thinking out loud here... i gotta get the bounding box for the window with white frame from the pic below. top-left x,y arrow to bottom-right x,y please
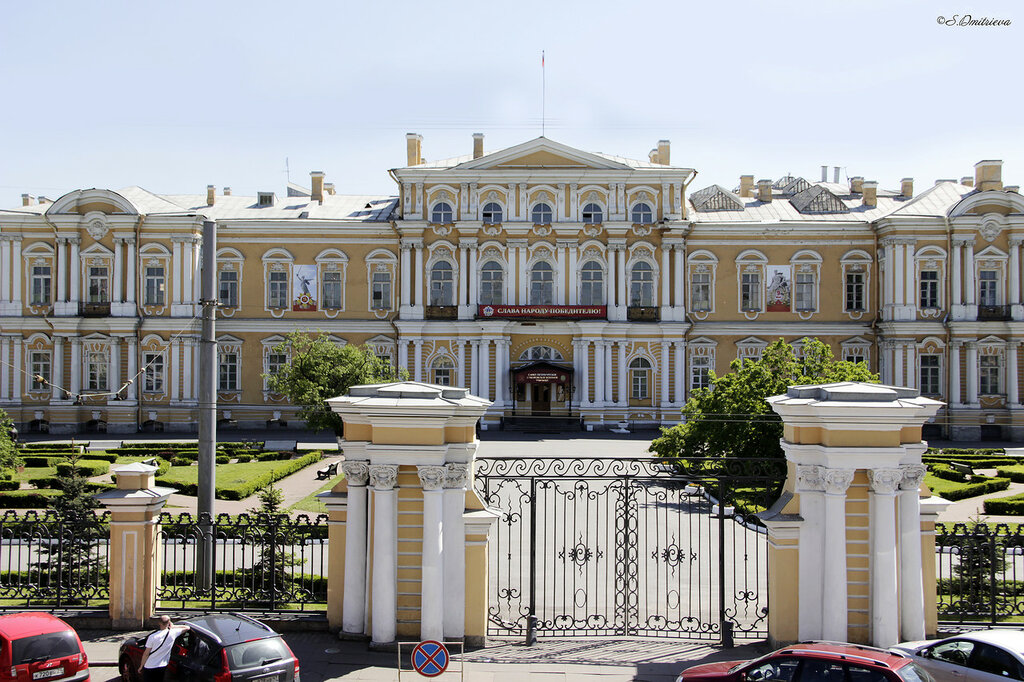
919,355 -> 941,395
218,269 -> 239,308
629,261 -> 655,306
85,349 -> 108,392
690,355 -> 712,391
842,345 -> 868,364
429,261 -> 455,306
737,342 -> 765,366
920,270 -> 940,308
979,270 -> 999,307
267,270 -> 288,308
581,203 -> 603,224
691,270 -> 712,311
530,261 -> 554,305
845,271 -> 865,312
629,357 -> 651,399
87,266 -> 110,303
631,202 -> 653,224
371,270 -> 392,310
219,351 -> 239,391
431,356 -> 454,386
580,261 -> 604,305
322,271 -> 342,309
30,265 -> 51,305
482,202 -> 503,224
266,351 -> 288,380
980,354 -> 1001,395
741,271 -> 761,311
479,261 -> 504,305
795,271 -> 816,311
143,352 -> 164,393
431,202 -> 454,224
521,346 -> 563,361
30,351 -> 50,390
144,266 -> 165,306
532,203 -> 553,225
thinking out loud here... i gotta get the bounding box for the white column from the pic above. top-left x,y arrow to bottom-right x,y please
904,241 -> 915,309
418,466 -> 446,641
617,341 -> 627,405
892,242 -> 905,311
593,341 -> 605,406
580,340 -> 591,407
479,338 -> 490,401
171,239 -> 183,306
125,237 -> 136,307
516,243 -> 528,304
369,464 -> 399,645
126,337 -> 138,401
11,338 -> 20,401
950,342 -> 962,407
341,462 -> 369,635
56,239 -> 68,303
51,337 -> 64,401
1009,342 -> 1021,407
659,341 -> 670,411
673,244 -> 684,310
470,340 -> 480,396
907,343 -> 917,390
964,239 -> 976,309
1012,238 -> 1024,320
952,239 -> 963,308
893,343 -> 904,388
674,340 -> 686,405
867,468 -> 902,648
966,341 -> 979,405
898,465 -> 927,642
604,342 -> 615,404
495,340 -> 508,407
181,338 -> 193,401
0,238 -> 11,301
468,243 -> 478,309
170,338 -> 181,402
69,239 -> 80,304
113,238 -> 124,303
414,242 -> 424,309
413,339 -> 423,382
459,242 -> 469,307
181,240 -> 194,305
457,340 -> 466,390
69,336 -> 82,397
400,242 -> 412,309
822,469 -> 854,642
616,247 -> 626,314
11,238 -> 22,304
191,237 -> 202,306
660,245 -> 671,308
883,241 -> 895,314
567,244 -> 578,306
556,241 -> 567,304
108,338 -> 120,399
443,463 -> 468,638
796,466 -> 825,640
397,340 -> 408,376
0,336 -> 9,400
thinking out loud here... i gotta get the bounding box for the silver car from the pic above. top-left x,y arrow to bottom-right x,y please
892,630 -> 1024,681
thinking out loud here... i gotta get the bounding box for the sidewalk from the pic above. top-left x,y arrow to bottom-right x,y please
79,629 -> 769,681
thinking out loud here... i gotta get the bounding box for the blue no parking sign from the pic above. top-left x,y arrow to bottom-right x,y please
411,640 -> 449,677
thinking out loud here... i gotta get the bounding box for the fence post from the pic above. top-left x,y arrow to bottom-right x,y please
95,462 -> 175,630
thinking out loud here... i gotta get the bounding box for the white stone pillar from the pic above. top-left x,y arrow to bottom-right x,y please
468,242 -> 478,309
556,241 -> 567,304
907,344 -> 917,390
950,342 -> 962,407
181,240 -> 194,306
400,242 -> 412,310
69,238 -> 80,304
170,338 -> 181,402
10,238 -> 22,305
898,465 -> 927,642
617,341 -> 627,405
443,464 -> 468,638
181,338 -> 193,401
479,338 -> 490,401
0,238 -> 11,302
868,468 -> 902,648
418,465 -> 446,641
673,244 -> 684,311
952,239 -> 963,310
10,338 -> 20,400
892,242 -> 905,311
593,341 -> 605,406
397,340 -> 408,376
0,336 -> 9,400
126,337 -> 138,401
883,240 -> 895,314
674,340 -> 686,405
69,336 -> 82,397
125,237 -> 136,307
369,464 -> 399,645
191,237 -> 202,307
1009,342 -> 1021,407
904,241 -> 915,309
580,340 -> 591,407
459,242 -> 469,308
822,468 -> 854,642
108,337 -> 121,400
457,340 -> 466,390
496,339 -> 508,407
604,342 -> 615,404
893,343 -> 904,388
414,242 -> 424,310
341,462 -> 369,635
56,238 -> 68,303
660,244 -> 670,308
616,247 -> 626,316
516,243 -> 528,304
796,465 -> 825,640
964,239 -> 976,312
171,239 -> 183,306
413,339 -> 423,382
660,341 -> 670,410
113,238 -> 124,303
966,341 -> 979,405
470,340 -> 480,396
567,243 -> 578,306
1013,238 -> 1024,320
51,336 -> 64,401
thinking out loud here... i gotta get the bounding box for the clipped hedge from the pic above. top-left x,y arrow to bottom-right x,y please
29,476 -> 59,489
0,470 -> 12,481
0,489 -> 61,508
158,451 -> 322,501
18,443 -> 88,451
83,452 -> 120,463
996,465 -> 1024,483
927,448 -> 1006,456
22,456 -> 54,467
984,493 -> 1024,515
0,480 -> 21,491
923,457 -> 1019,468
928,475 -> 1011,501
930,464 -> 969,483
255,451 -> 293,462
216,455 -> 230,465
54,459 -> 110,477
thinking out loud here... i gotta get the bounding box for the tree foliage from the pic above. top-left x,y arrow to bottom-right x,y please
649,339 -> 878,461
36,448 -> 103,582
264,332 -> 407,435
0,408 -> 22,473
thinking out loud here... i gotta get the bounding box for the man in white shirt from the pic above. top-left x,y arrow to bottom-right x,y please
138,615 -> 189,682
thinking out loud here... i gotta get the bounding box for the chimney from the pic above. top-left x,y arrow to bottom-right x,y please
324,182 -> 335,196
310,171 -> 325,204
850,176 -> 864,194
406,133 -> 423,166
821,165 -> 828,182
757,179 -> 773,203
975,160 -> 1003,191
206,185 -> 215,206
901,178 -> 914,197
223,187 -> 231,196
739,175 -> 754,198
649,149 -> 659,164
961,176 -> 974,187
862,181 -> 878,207
21,193 -> 34,206
472,133 -> 484,159
833,166 -> 840,183
657,140 -> 670,166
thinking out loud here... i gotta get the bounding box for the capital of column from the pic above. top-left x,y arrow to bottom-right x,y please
1010,236 -> 1024,247
445,463 -> 469,489
966,340 -> 978,350
952,235 -> 975,247
417,465 -> 447,491
400,237 -> 423,249
341,461 -> 370,486
507,238 -> 528,249
556,238 -> 577,248
822,468 -> 855,495
795,464 -> 825,492
458,237 -> 478,248
899,465 -> 927,492
867,468 -> 904,495
951,340 -> 964,349
368,464 -> 399,491
67,236 -> 81,246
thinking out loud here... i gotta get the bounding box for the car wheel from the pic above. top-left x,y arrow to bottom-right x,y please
119,657 -> 137,682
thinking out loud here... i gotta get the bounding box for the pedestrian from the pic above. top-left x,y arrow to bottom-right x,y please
138,615 -> 189,682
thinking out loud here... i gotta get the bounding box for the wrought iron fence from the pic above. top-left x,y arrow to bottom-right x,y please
158,512 -> 328,612
0,510 -> 111,610
475,456 -> 783,644
936,522 -> 1024,627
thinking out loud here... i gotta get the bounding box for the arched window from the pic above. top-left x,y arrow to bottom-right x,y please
431,356 -> 455,386
581,203 -> 603,224
482,202 -> 503,224
431,202 -> 454,224
580,261 -> 604,305
629,261 -> 655,306
429,261 -> 454,306
631,202 -> 653,224
629,357 -> 652,399
532,202 -> 553,225
520,346 -> 563,361
530,261 -> 554,304
480,261 -> 504,305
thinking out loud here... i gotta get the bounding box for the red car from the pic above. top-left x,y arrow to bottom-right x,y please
678,641 -> 934,681
0,613 -> 89,682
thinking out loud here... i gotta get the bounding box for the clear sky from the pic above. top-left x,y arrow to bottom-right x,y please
1,0 -> 1021,208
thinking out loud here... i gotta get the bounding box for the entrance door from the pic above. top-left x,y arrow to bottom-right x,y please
531,384 -> 551,415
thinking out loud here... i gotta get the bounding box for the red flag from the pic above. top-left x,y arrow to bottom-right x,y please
542,51 -> 545,67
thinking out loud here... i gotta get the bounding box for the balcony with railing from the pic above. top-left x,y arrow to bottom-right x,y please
80,302 -> 111,317
425,305 -> 458,320
627,306 -> 660,322
978,305 -> 1011,321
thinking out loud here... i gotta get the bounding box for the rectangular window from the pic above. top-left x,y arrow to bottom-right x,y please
218,352 -> 239,391
920,355 -> 941,396
690,356 -> 712,391
691,272 -> 711,311
87,266 -> 110,303
433,367 -> 452,386
219,270 -> 239,308
980,354 -> 1001,395
86,350 -> 108,392
845,271 -> 865,311
480,268 -> 504,305
30,265 -> 51,305
631,370 -> 649,400
30,351 -> 50,390
266,352 -> 288,377
920,270 -> 940,308
741,272 -> 761,311
143,352 -> 164,393
322,271 -> 342,309
795,273 -> 816,311
371,272 -> 391,310
979,270 -> 999,307
268,271 -> 288,308
144,266 -> 165,306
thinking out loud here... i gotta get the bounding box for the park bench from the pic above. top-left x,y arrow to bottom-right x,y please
949,462 -> 974,478
316,461 -> 339,480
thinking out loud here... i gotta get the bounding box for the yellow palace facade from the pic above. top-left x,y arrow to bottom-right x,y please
1,135 -> 1022,440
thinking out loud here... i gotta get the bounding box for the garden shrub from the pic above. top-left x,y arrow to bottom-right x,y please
216,455 -> 230,464
54,459 -> 110,477
928,475 -> 1011,501
22,456 -> 53,467
0,489 -> 61,507
0,480 -> 20,491
930,464 -> 969,483
984,493 -> 1024,514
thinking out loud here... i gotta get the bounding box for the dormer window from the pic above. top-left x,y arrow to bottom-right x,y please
631,202 -> 653,224
431,202 -> 454,224
581,203 -> 603,224
532,203 -> 553,225
482,202 -> 503,224
257,192 -> 274,207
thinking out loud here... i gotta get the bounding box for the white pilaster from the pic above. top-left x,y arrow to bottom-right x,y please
113,238 -> 124,303
795,465 -> 825,640
10,339 -> 20,401
822,468 -> 854,642
69,336 -> 82,398
893,343 -> 904,388
556,240 -> 567,305
413,339 -> 423,382
673,243 -> 684,312
181,338 -> 193,402
868,468 -> 902,648
479,338 -> 490,401
397,340 -> 408,376
966,341 -> 979,405
108,337 -> 121,402
617,341 -> 627,405
400,241 -> 412,314
593,341 -> 605,407
0,336 -> 9,401
51,336 -> 64,402
418,466 -> 446,641
125,237 -> 136,307
892,242 -> 905,315
69,238 -> 80,305
1009,342 -> 1021,408
11,239 -> 20,304
615,247 -> 626,321
495,339 -> 508,407
369,464 -> 399,645
170,338 -> 181,402
516,242 -> 528,305
0,238 -> 11,302
659,341 -> 670,412
126,337 -> 138,402
567,243 -> 578,306
468,242 -> 478,309
898,465 -> 927,642
906,344 -> 917,390
950,342 -> 963,407
964,239 -> 977,319
580,340 -> 591,407
457,340 -> 466,390
904,241 -> 915,308
674,340 -> 686,405
604,342 -> 615,404
1012,237 -> 1024,320
443,464 -> 468,638
414,241 -> 424,315
660,244 -> 670,311
171,239 -> 183,306
56,238 -> 68,303
882,240 -> 895,318
951,238 -> 964,320
459,242 -> 469,316
470,340 -> 480,396
341,462 -> 369,635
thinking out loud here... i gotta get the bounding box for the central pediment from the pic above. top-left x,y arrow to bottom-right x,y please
453,137 -> 633,171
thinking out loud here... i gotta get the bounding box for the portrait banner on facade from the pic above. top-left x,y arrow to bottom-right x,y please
766,265 -> 791,312
293,264 -> 318,311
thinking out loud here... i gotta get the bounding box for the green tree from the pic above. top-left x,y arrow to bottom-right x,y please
650,338 -> 878,462
247,484 -> 301,597
0,408 -> 23,473
264,332 -> 407,435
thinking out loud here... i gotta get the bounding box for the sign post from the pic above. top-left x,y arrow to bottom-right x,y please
398,640 -> 462,679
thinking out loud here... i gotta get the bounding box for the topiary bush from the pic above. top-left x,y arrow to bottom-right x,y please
984,493 -> 1024,515
0,480 -> 21,491
0,489 -> 61,507
216,455 -> 230,464
54,459 -> 110,478
930,464 -> 969,483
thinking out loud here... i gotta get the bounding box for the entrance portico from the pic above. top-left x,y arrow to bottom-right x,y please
511,361 -> 573,416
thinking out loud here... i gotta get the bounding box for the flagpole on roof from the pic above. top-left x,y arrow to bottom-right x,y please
541,50 -> 545,137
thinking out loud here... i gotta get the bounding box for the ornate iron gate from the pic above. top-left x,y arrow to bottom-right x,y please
475,457 -> 781,643
935,522 -> 1024,627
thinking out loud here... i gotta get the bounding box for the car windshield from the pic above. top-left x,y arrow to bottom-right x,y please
225,637 -> 289,670
12,631 -> 79,664
730,652 -> 776,673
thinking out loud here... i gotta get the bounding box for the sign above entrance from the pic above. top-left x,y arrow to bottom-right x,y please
513,361 -> 572,385
478,304 -> 607,319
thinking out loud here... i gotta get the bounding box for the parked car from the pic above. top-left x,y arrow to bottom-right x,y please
0,612 -> 90,682
892,629 -> 1024,681
677,641 -> 933,681
118,614 -> 299,682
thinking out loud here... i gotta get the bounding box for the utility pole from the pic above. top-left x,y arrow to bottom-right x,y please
197,220 -> 217,590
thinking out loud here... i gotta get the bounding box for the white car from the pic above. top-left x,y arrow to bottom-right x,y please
892,630 -> 1024,681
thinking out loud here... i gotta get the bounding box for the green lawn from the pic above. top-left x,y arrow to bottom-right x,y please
157,454 -> 321,501
289,477 -> 342,514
